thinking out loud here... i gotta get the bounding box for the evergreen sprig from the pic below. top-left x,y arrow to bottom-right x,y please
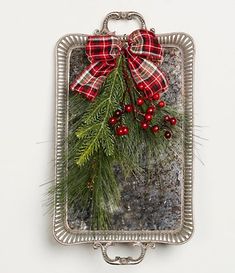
75,56 -> 125,167
48,53 -> 183,231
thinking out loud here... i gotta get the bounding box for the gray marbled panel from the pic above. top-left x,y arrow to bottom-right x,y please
67,47 -> 183,231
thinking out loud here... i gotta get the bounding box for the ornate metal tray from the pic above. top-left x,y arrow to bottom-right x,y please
53,12 -> 195,265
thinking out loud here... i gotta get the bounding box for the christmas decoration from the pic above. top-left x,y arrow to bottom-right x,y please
52,11 -> 195,264
52,28 -> 183,230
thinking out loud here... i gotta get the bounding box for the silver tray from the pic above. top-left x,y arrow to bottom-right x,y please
53,12 -> 195,265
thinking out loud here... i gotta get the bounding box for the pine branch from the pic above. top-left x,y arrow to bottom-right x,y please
91,151 -> 120,229
47,52 -> 184,231
75,55 -> 125,166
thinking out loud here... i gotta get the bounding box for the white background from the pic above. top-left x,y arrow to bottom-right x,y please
0,0 -> 235,272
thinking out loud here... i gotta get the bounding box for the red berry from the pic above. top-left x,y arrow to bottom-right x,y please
164,131 -> 172,139
164,115 -> 170,122
151,125 -> 160,133
137,97 -> 145,106
137,83 -> 145,91
114,109 -> 122,117
158,100 -> 166,108
146,106 -> 155,114
116,125 -> 129,136
144,113 -> 153,121
152,93 -> 160,100
122,126 -> 129,135
116,127 -> 124,136
140,121 -> 149,130
109,117 -> 118,125
124,104 -> 134,113
170,117 -> 177,125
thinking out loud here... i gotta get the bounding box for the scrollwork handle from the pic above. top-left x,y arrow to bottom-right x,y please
97,11 -> 147,34
93,242 -> 156,265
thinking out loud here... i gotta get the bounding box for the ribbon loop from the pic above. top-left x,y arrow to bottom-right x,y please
128,29 -> 164,63
86,35 -> 122,62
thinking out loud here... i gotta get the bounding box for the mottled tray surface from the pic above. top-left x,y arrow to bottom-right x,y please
67,47 -> 183,231
54,32 -> 194,245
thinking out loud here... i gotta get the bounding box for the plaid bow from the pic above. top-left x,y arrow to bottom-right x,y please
70,29 -> 168,100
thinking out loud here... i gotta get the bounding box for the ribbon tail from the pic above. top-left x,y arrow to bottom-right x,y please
125,50 -> 169,97
69,61 -> 115,100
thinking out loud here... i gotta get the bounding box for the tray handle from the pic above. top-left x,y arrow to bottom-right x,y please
93,242 -> 156,265
98,11 -> 147,34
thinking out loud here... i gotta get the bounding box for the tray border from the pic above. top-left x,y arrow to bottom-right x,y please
53,32 -> 195,245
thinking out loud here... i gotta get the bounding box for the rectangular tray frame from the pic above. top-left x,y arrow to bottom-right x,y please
53,32 -> 195,245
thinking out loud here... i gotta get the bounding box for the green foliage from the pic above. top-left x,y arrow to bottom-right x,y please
57,55 -> 126,230
74,56 -> 125,167
112,57 -> 183,174
52,150 -> 121,230
48,53 -> 183,230
90,151 -> 121,229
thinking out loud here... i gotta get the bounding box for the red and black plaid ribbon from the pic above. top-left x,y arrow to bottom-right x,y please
70,29 -> 168,100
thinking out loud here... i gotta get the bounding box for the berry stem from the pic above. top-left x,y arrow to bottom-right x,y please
122,56 -> 137,120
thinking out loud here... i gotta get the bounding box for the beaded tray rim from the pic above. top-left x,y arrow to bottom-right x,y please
53,32 -> 194,245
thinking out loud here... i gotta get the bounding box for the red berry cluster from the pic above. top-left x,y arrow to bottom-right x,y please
163,115 -> 177,126
108,82 -> 177,139
162,115 -> 177,139
136,83 -> 178,139
140,106 -> 162,133
116,125 -> 129,136
136,89 -> 165,134
108,108 -> 133,136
